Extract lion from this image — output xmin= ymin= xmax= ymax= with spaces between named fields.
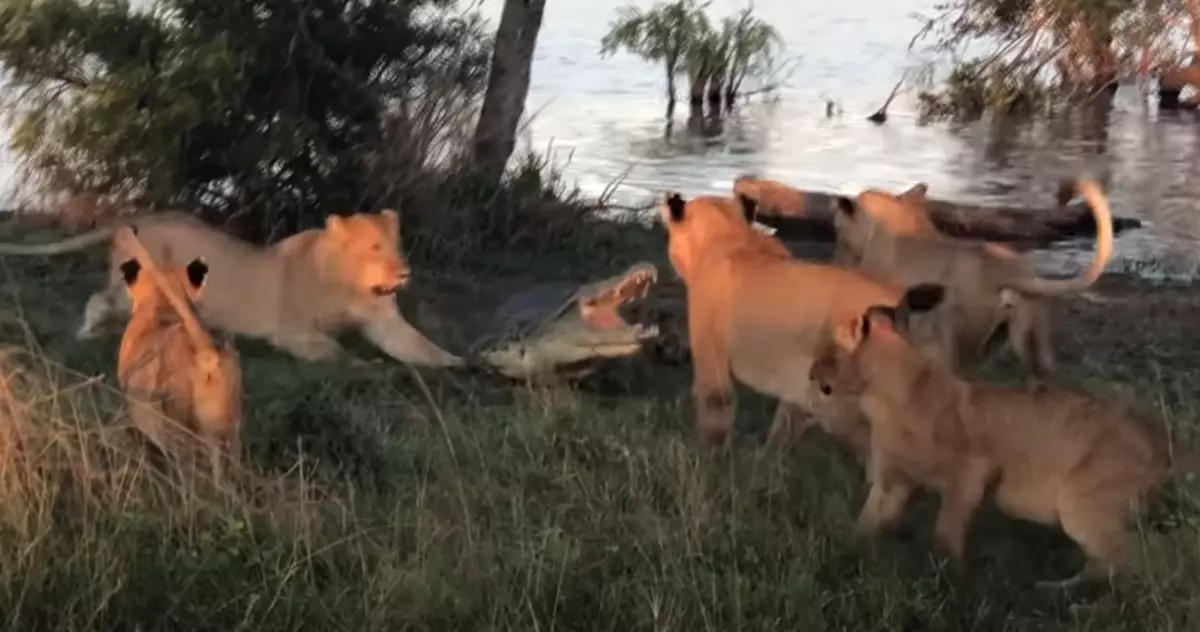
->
xmin=829 ymin=178 xmax=1113 ymax=375
xmin=808 ymin=302 xmax=1199 ymax=589
xmin=729 ymin=191 xmax=961 ymax=445
xmin=115 ymin=226 xmax=243 ymax=485
xmin=734 ymin=175 xmax=929 ymax=227
xmin=660 ymin=191 xmax=951 ymax=446
xmin=0 ymin=208 xmax=463 ymax=368
xmin=828 ymin=183 xmax=1030 ymax=266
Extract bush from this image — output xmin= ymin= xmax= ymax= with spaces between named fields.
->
xmin=0 ymin=0 xmax=493 ymax=239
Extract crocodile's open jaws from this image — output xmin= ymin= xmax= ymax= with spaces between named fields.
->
xmin=575 ymin=264 xmax=660 ymax=352
xmin=474 ymin=262 xmax=662 ymax=379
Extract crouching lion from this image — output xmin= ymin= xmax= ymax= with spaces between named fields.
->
xmin=660 ymin=191 xmax=951 ymax=446
xmin=809 ymin=300 xmax=1200 ymax=589
xmin=116 ymin=227 xmax=243 ymax=485
xmin=0 ymin=208 xmax=463 ymax=367
xmin=830 ymin=179 xmax=1113 ymax=375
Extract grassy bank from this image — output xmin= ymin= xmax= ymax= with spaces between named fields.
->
xmin=0 ymin=218 xmax=1195 ymax=631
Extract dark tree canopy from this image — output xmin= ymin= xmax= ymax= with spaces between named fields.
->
xmin=0 ymin=0 xmax=491 ymax=238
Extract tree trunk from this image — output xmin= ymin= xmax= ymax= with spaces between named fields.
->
xmin=707 ymin=66 xmax=725 ymax=113
xmin=688 ymin=68 xmax=707 ymax=109
xmin=471 ymin=0 xmax=547 ymax=188
xmin=665 ymin=55 xmax=678 ymax=120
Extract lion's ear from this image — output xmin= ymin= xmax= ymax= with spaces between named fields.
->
xmin=325 ymin=214 xmax=347 ymax=236
xmin=835 ymin=196 xmax=856 ymax=217
xmin=120 ymin=259 xmax=141 ymax=286
xmin=900 ymin=182 xmax=929 ymax=203
xmin=863 ymin=305 xmax=899 ymax=337
xmin=737 ymin=193 xmax=758 ymax=224
xmin=665 ymin=192 xmax=686 ymax=223
xmin=380 ymin=208 xmax=400 ymax=237
xmin=833 ymin=315 xmax=863 ymax=350
xmin=186 ymin=257 xmax=209 ymax=289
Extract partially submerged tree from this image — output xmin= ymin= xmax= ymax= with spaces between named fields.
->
xmin=600 ymin=0 xmax=782 ymax=121
xmin=715 ymin=8 xmax=783 ymax=109
xmin=599 ymin=0 xmax=709 ymax=120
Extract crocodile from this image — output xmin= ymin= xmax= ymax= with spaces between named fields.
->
xmin=469 ymin=262 xmax=661 ymax=379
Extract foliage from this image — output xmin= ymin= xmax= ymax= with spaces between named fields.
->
xmin=713 ymin=7 xmax=785 ymax=99
xmin=0 ymin=0 xmax=493 ymax=239
xmin=599 ymin=0 xmax=709 ymax=109
xmin=913 ymin=0 xmax=1199 ymax=120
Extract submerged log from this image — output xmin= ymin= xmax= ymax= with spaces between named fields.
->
xmin=737 ymin=179 xmax=1143 ymax=248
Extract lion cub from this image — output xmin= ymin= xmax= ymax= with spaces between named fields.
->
xmin=809 ymin=300 xmax=1192 ymax=589
xmin=115 ymin=227 xmax=243 ymax=485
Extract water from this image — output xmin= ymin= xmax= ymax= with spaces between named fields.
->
xmin=479 ymin=0 xmax=1200 ymax=281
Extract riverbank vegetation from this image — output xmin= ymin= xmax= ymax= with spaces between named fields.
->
xmin=913 ymin=0 xmax=1200 ymax=120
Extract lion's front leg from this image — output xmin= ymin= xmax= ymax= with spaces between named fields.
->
xmin=353 ymin=301 xmax=464 ymax=368
xmin=688 ymin=305 xmax=735 ymax=445
xmin=766 ymin=402 xmax=813 ymax=449
xmin=269 ymin=331 xmax=349 ymax=362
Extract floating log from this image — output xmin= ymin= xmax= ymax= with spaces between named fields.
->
xmin=740 ymin=184 xmax=1143 ymax=248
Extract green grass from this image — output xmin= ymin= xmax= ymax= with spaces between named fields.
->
xmin=0 ymin=223 xmax=1196 ymax=631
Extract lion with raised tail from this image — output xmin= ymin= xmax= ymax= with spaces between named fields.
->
xmin=0 ymin=209 xmax=463 ymax=368
xmin=115 ymin=226 xmax=243 ymax=485
xmin=831 ymin=179 xmax=1114 ymax=375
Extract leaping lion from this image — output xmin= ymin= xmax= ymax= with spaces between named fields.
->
xmin=0 ymin=209 xmax=463 ymax=368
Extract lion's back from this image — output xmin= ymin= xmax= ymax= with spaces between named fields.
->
xmin=111 ymin=214 xmax=294 ymax=336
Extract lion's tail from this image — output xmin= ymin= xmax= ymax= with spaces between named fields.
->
xmin=1004 ymin=178 xmax=1113 ymax=297
xmin=0 ymin=225 xmax=121 ymax=256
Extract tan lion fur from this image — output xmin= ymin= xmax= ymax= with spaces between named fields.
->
xmin=0 ymin=209 xmax=462 ymax=367
xmin=115 ymin=227 xmax=243 ymax=485
xmin=808 ymin=304 xmax=1195 ymax=589
xmin=660 ymin=191 xmax=950 ymax=446
xmin=734 ymin=175 xmax=930 ymax=228
xmin=830 ymin=179 xmax=1113 ymax=375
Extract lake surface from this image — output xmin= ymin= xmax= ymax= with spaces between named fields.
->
xmin=3 ymin=0 xmax=1200 ymax=279
xmin=480 ymin=0 xmax=1200 ymax=280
